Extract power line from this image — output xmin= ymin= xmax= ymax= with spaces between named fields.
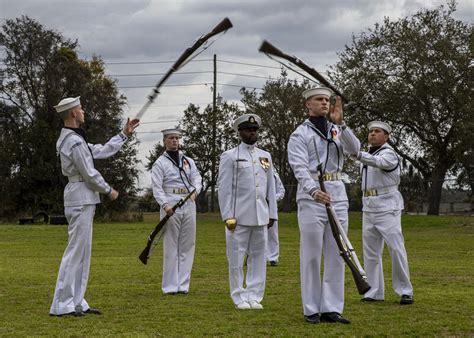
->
xmin=217 ymin=83 xmax=263 ymax=90
xmin=109 ymin=71 xmax=212 ymax=77
xmin=136 ymin=130 xmax=167 ymax=134
xmin=105 ymin=59 xmax=212 ymax=65
xmin=127 ymin=103 xmax=209 ymax=107
xmin=118 ymin=83 xmax=211 ymax=89
xmin=219 ymin=71 xmax=275 ymax=80
xmin=218 ymin=59 xmax=281 ymax=69
xmin=139 ymin=119 xmax=180 ymax=125
xmin=108 ymin=70 xmax=273 ymax=80
xmin=103 ymin=58 xmax=280 ymax=70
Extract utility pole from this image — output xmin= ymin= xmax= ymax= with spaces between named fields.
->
xmin=210 ymin=54 xmax=217 ymax=212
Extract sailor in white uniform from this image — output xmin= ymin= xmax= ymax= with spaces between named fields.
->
xmin=50 ymin=97 xmax=139 ymax=317
xmin=217 ymin=114 xmax=278 ymax=310
xmin=288 ymin=87 xmax=360 ymax=324
xmin=357 ymin=121 xmax=414 ymax=305
xmin=265 ymin=169 xmax=285 ymax=266
xmin=151 ymin=128 xmax=202 ymax=295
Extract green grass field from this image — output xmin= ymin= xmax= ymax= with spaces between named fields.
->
xmin=1 ymin=212 xmax=473 ymax=336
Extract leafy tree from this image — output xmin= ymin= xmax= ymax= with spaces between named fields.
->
xmin=0 ymin=16 xmax=139 ymax=218
xmin=241 ymin=71 xmax=311 ymax=211
xmin=330 ymin=1 xmax=473 ymax=215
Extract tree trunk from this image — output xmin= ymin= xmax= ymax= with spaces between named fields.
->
xmin=426 ymin=163 xmax=449 ymax=215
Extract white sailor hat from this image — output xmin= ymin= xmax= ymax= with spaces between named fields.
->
xmin=232 ymin=113 xmax=261 ymax=131
xmin=368 ymin=121 xmax=392 ymax=134
xmin=302 ymin=87 xmax=333 ymax=100
xmin=54 ymin=96 xmax=81 ymax=113
xmin=161 ymin=128 xmax=182 ymax=137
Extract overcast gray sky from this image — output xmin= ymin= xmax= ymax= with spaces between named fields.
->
xmin=1 ymin=0 xmax=472 ymax=190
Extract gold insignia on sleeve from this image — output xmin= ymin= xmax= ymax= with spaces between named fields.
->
xmin=259 ymin=157 xmax=270 ymax=171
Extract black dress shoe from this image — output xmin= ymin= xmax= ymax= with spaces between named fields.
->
xmin=304 ymin=313 xmax=320 ymax=324
xmin=165 ymin=292 xmax=177 ymax=295
xmin=269 ymin=260 xmax=278 ymax=266
xmin=400 ymin=295 xmax=414 ymax=305
xmin=84 ymin=308 xmax=102 ymax=315
xmin=361 ymin=297 xmax=383 ymax=302
xmin=49 ymin=311 xmax=84 ymax=317
xmin=177 ymin=291 xmax=188 ymax=295
xmin=320 ymin=312 xmax=350 ymax=324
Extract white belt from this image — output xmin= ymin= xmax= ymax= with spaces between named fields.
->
xmin=363 ymin=185 xmax=398 ymax=197
xmin=310 ymin=172 xmax=342 ymax=181
xmin=163 ymin=187 xmax=189 ymax=194
xmin=68 ymin=175 xmax=84 ymax=183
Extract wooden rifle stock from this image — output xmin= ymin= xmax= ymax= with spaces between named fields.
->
xmin=139 ymin=189 xmax=196 ymax=265
xmin=317 ymin=165 xmax=371 ymax=295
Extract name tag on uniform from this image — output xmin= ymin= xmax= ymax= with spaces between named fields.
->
xmin=259 ymin=157 xmax=270 ymax=171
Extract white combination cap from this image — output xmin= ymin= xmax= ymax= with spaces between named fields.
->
xmin=54 ymin=97 xmax=81 ymax=113
xmin=302 ymin=87 xmax=333 ymax=100
xmin=368 ymin=121 xmax=392 ymax=134
xmin=161 ymin=128 xmax=182 ymax=137
xmin=232 ymin=113 xmax=261 ymax=131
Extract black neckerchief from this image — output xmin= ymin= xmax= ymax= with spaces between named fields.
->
xmin=166 ymin=150 xmax=180 ymax=166
xmin=164 ymin=151 xmax=195 ymax=193
xmin=65 ymin=127 xmax=88 ymax=142
xmin=304 ymin=119 xmax=341 ymax=173
xmin=368 ymin=145 xmax=382 ymax=154
xmin=309 ymin=116 xmax=328 ymax=136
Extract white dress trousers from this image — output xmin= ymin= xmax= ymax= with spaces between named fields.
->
xmin=298 ymin=199 xmax=348 ymax=316
xmin=50 ymin=205 xmax=96 ymax=314
xmin=363 ymin=210 xmax=413 ymax=299
xmin=160 ymin=200 xmax=196 ymax=293
xmin=226 ymin=225 xmax=267 ymax=304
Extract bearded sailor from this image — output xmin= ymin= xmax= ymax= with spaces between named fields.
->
xmin=217 ymin=114 xmax=278 ymax=310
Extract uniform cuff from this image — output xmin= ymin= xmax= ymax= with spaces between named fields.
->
xmin=337 ymin=121 xmax=347 ymax=130
xmin=119 ymin=132 xmax=128 ymax=141
xmin=308 ymin=187 xmax=318 ymax=197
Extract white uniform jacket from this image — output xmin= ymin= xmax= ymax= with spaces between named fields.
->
xmin=56 ymin=128 xmax=127 ymax=207
xmin=152 ymin=151 xmax=202 ymax=208
xmin=358 ymin=144 xmax=404 ymax=212
xmin=274 ymin=171 xmax=285 ymax=202
xmin=218 ymin=143 xmax=278 ymax=226
xmin=288 ymin=120 xmax=360 ymax=202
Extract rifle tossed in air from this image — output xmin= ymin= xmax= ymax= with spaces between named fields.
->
xmin=134 ymin=18 xmax=233 ymax=120
xmin=139 ymin=189 xmax=196 ymax=265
